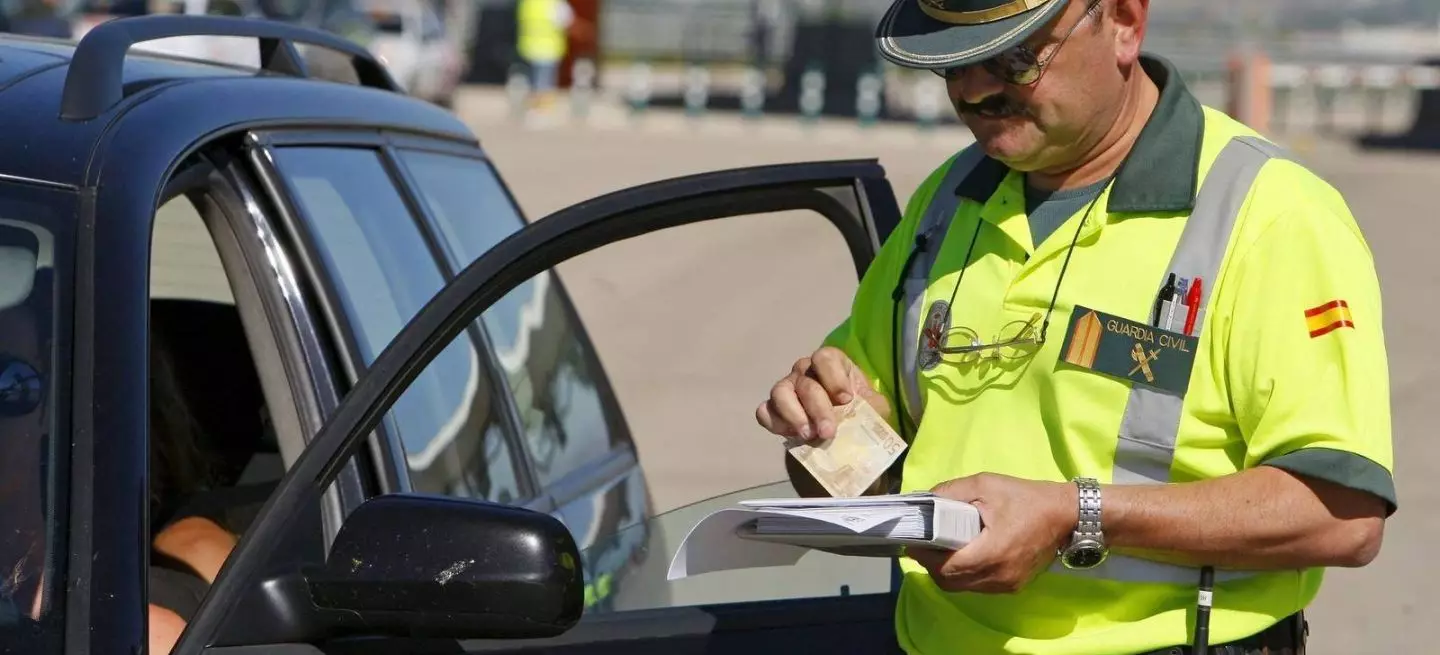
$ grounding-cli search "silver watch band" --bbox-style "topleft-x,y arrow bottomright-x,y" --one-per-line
1074,477 -> 1103,540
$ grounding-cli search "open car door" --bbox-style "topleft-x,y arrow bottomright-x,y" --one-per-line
174,159 -> 907,654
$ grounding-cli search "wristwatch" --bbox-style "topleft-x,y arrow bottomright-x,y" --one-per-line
1058,477 -> 1109,570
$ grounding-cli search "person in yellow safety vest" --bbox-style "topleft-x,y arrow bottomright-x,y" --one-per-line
756,1 -> 1397,654
516,0 -> 574,108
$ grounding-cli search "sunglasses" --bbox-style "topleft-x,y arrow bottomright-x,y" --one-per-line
930,0 -> 1102,87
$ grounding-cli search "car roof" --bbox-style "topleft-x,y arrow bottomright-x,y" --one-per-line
0,21 -> 477,188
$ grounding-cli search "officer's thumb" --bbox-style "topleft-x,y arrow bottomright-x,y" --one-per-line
931,476 -> 981,503
850,376 -> 892,422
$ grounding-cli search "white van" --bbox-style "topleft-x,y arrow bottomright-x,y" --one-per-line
67,0 -> 461,107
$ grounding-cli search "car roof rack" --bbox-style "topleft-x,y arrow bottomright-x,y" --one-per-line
60,14 -> 404,121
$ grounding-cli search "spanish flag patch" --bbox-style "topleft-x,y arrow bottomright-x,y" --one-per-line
1305,300 -> 1354,338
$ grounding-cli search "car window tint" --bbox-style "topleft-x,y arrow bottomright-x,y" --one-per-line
397,149 -> 631,488
0,182 -> 71,649
420,7 -> 444,40
270,146 -> 523,504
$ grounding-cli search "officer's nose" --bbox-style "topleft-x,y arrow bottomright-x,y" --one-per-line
947,64 -> 1006,107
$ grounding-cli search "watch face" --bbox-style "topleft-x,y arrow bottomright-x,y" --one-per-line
1063,542 -> 1108,569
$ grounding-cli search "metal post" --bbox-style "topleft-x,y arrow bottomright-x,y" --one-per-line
799,62 -> 826,126
856,67 -> 884,129
570,58 -> 597,123
1361,65 -> 1399,134
684,63 -> 711,120
1269,63 -> 1307,134
506,62 -> 531,122
1314,64 -> 1349,135
626,60 -> 653,120
741,65 -> 767,121
913,75 -> 942,133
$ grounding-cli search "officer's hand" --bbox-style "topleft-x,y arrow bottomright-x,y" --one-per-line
755,346 -> 889,441
905,473 -> 1076,594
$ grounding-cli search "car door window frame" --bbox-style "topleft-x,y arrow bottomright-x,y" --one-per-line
175,158 -> 903,654
245,127 -> 547,512
383,146 -> 643,513
185,146 -> 368,543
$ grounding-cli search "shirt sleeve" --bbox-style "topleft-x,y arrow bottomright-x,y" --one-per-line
148,565 -> 209,622
1222,187 -> 1396,515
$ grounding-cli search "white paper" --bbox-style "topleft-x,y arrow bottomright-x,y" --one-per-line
667,494 -> 983,581
665,508 -> 814,581
756,506 -> 912,534
736,492 -> 938,509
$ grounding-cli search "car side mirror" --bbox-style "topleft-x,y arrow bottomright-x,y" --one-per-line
304,494 -> 585,639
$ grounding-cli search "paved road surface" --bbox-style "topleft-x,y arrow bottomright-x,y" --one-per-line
451,89 -> 1436,653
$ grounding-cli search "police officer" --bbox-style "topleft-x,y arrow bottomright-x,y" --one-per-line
755,1 -> 1397,653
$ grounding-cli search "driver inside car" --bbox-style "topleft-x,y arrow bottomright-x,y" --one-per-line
0,285 -> 47,629
147,336 -> 241,654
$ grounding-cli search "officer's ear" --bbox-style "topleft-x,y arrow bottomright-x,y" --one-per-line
1107,0 -> 1149,68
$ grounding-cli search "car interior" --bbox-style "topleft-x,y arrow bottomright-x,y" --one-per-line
149,192 -> 286,536
145,172 -> 363,648
143,159 -> 600,650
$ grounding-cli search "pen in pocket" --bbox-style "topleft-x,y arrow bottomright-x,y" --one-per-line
1184,277 -> 1204,336
1153,273 -> 1176,327
1163,277 -> 1186,331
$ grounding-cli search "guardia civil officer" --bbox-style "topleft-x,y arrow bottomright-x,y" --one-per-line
755,1 -> 1397,653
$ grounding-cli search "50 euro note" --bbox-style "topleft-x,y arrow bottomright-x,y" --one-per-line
784,397 -> 908,498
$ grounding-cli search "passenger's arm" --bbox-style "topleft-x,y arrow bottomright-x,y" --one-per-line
152,516 -> 237,584
147,560 -> 215,653
148,603 -> 188,655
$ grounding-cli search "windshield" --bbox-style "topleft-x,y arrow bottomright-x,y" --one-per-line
0,181 -> 72,653
576,481 -> 894,614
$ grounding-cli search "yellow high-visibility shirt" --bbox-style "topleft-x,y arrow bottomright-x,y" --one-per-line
823,53 -> 1395,655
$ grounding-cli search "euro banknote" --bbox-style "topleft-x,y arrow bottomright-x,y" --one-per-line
785,397 -> 908,498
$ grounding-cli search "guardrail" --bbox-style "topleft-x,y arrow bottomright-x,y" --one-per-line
500,54 -> 1440,141
1267,62 -> 1440,133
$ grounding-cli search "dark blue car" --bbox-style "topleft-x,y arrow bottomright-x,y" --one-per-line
0,14 -> 909,654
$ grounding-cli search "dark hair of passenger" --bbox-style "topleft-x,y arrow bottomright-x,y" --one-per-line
149,337 -> 217,523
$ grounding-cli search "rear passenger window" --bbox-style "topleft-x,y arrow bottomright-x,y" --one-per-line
397,150 -> 632,488
269,147 -> 525,504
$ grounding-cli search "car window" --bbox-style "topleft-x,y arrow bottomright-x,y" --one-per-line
268,146 -> 524,504
205,0 -> 246,16
396,150 -> 632,490
581,480 -> 894,612
0,182 -> 72,651
151,195 -> 235,305
420,6 -> 444,41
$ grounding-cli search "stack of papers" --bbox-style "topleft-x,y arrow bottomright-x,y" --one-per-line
666,493 -> 983,581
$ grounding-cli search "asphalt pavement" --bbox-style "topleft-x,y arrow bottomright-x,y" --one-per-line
451,87 -> 1437,653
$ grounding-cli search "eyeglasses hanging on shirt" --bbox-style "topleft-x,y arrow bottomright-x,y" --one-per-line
927,181 -> 1110,368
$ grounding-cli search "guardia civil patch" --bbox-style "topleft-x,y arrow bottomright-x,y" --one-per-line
1059,305 -> 1198,395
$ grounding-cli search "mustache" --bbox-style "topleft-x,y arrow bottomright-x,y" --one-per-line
954,95 -> 1029,118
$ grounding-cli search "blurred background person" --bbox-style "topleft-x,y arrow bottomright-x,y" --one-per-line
517,0 -> 577,113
